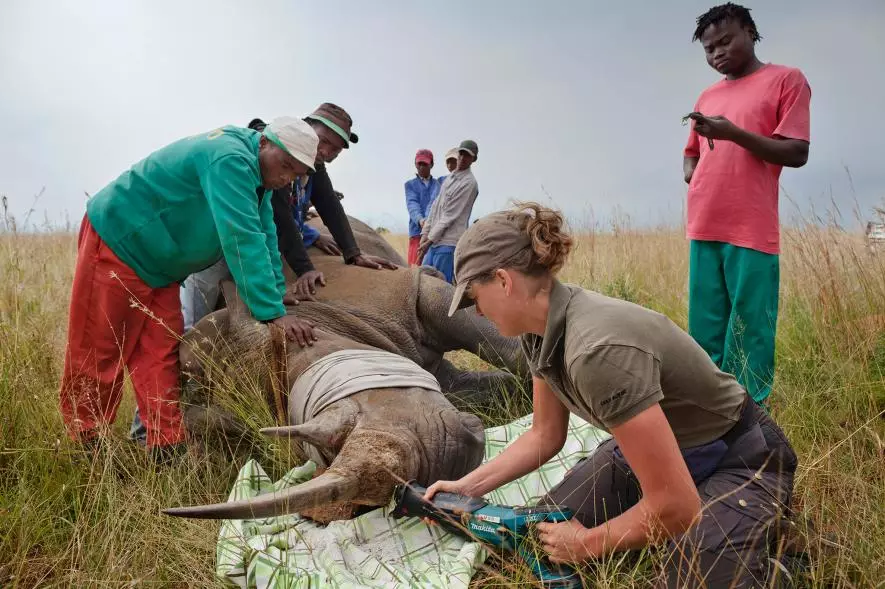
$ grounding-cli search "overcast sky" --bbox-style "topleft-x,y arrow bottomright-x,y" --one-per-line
1,0 -> 883,233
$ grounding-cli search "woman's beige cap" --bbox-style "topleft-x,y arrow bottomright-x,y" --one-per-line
447,210 -> 532,316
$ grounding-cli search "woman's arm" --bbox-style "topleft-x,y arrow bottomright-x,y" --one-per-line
425,376 -> 570,498
542,403 -> 701,562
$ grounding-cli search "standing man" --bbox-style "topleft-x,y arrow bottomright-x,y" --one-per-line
443,147 -> 459,174
404,149 -> 444,266
418,140 -> 479,283
133,105 -> 397,445
683,3 -> 811,406
63,117 -> 319,460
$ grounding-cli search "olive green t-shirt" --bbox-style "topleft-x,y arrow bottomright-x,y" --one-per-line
519,280 -> 746,448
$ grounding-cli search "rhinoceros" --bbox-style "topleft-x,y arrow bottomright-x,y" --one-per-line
243,215 -> 530,407
163,219 -> 531,519
163,280 -> 487,520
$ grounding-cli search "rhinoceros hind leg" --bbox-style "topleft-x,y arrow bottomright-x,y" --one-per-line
433,358 -> 530,417
417,265 -> 446,281
182,404 -> 255,462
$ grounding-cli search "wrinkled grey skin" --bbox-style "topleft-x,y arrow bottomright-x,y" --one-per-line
296,216 -> 530,407
164,282 -> 486,520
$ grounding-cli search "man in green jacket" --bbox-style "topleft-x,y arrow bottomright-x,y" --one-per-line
59,116 -> 319,460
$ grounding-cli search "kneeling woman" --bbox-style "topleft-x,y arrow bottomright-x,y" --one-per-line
425,204 -> 797,587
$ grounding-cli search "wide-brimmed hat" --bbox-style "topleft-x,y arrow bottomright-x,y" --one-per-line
305,103 -> 359,148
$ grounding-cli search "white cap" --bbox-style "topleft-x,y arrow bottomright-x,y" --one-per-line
263,116 -> 319,172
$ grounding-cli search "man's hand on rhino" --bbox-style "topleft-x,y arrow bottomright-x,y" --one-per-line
351,253 -> 399,270
270,314 -> 317,347
313,234 -> 342,257
294,270 -> 326,301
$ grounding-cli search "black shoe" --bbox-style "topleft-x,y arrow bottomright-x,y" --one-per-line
149,442 -> 188,465
71,436 -> 105,465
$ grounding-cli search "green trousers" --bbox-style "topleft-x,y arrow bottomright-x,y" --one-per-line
688,240 -> 779,405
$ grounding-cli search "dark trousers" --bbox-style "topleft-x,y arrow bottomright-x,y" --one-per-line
543,402 -> 798,588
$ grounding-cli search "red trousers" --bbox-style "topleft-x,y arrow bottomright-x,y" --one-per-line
59,216 -> 185,448
407,235 -> 421,266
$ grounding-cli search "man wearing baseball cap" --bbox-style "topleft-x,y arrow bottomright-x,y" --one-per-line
259,104 -> 396,300
131,105 -> 396,445
417,139 -> 480,282
404,149 -> 445,266
263,105 -> 397,303
443,147 -> 459,174
61,117 -> 319,462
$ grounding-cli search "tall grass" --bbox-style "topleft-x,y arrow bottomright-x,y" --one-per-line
1,209 -> 883,587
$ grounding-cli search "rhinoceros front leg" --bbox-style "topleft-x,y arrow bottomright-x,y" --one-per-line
433,357 -> 527,414
417,276 -> 531,410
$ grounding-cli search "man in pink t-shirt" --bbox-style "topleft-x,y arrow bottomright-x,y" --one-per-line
683,3 -> 811,406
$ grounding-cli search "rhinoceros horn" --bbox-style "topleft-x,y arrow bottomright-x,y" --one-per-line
163,407 -> 362,519
164,285 -> 402,520
162,470 -> 361,519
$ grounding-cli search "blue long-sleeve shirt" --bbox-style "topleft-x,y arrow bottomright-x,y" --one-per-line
293,176 -> 321,246
405,175 -> 444,237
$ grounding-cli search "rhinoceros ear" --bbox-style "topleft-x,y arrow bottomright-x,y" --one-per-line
261,422 -> 347,451
261,401 -> 358,452
220,279 -> 250,323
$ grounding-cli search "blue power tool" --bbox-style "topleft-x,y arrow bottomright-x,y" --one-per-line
391,481 -> 583,589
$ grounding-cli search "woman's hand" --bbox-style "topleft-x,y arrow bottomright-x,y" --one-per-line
565,404 -> 702,558
536,519 -> 593,563
422,478 -> 476,501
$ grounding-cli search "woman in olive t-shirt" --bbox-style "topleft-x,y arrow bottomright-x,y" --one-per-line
425,203 -> 798,588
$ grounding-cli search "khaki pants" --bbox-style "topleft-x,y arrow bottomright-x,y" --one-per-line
543,402 -> 797,588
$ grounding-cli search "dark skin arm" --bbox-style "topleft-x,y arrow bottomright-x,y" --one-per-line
688,113 -> 809,168
311,163 -> 398,271
269,184 -> 328,302
269,314 -> 317,347
683,156 -> 699,184
270,184 -> 315,276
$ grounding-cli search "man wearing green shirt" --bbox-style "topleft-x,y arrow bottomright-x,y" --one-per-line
59,116 -> 319,460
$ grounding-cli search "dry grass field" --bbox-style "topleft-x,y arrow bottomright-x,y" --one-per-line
1,211 -> 883,587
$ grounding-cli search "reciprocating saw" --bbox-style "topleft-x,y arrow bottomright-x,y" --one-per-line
391,481 -> 583,589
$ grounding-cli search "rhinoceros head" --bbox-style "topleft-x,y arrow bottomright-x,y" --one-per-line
164,281 -> 485,520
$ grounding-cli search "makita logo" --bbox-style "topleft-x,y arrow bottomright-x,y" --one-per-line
469,522 -> 497,534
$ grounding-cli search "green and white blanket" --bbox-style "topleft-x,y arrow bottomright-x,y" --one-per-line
216,413 -> 609,588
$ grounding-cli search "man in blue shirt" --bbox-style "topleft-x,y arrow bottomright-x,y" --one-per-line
405,149 -> 444,266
